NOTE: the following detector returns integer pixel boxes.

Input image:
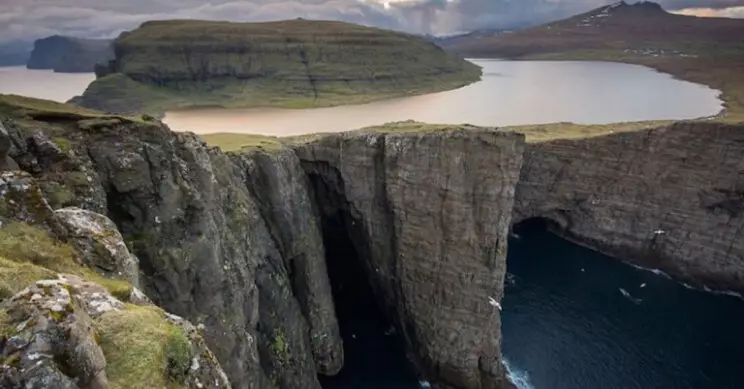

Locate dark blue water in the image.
[502,220,744,389]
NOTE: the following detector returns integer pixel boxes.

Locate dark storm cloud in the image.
[1,0,743,42]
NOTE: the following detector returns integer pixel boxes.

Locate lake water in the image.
[0,66,95,103]
[0,60,722,136]
[162,59,722,135]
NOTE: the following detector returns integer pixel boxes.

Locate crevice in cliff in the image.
[304,163,419,388]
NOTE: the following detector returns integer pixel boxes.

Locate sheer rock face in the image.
[514,121,744,292]
[236,149,343,376]
[4,118,336,389]
[26,35,113,73]
[4,114,522,389]
[294,129,524,389]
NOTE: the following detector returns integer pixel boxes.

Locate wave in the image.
[504,357,535,389]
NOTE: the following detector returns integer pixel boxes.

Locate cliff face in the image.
[72,19,481,116]
[26,35,113,73]
[294,129,524,389]
[1,98,520,389]
[514,121,744,292]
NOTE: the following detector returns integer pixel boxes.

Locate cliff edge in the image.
[71,19,481,116]
[0,96,518,389]
[26,35,113,73]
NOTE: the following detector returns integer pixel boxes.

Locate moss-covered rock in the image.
[55,207,140,286]
[0,275,230,389]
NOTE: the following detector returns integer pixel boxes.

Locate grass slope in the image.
[73,19,481,116]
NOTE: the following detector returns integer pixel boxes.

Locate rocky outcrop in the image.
[294,129,524,389]
[513,121,744,292]
[0,170,230,388]
[26,35,112,73]
[54,207,140,286]
[72,19,480,116]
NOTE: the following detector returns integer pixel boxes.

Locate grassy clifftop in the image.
[72,19,481,116]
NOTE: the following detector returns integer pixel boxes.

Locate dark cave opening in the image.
[308,172,420,389]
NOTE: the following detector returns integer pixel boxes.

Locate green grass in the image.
[0,93,145,124]
[96,305,192,389]
[0,222,132,301]
[505,120,673,142]
[0,221,191,388]
[200,133,284,152]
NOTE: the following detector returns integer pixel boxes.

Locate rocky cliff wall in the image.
[514,121,744,292]
[1,107,522,389]
[294,129,523,389]
[27,35,113,73]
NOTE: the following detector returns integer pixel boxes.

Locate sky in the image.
[0,0,743,43]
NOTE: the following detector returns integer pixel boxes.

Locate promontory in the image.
[71,19,481,116]
[27,35,113,73]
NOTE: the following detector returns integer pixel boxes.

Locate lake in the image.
[0,66,95,103]
[0,60,723,136]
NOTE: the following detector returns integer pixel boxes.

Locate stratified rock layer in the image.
[72,19,480,115]
[294,129,524,389]
[514,121,744,292]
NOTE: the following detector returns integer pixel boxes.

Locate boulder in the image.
[54,207,140,286]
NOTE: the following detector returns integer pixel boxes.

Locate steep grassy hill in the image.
[26,35,113,73]
[441,1,744,121]
[72,19,481,116]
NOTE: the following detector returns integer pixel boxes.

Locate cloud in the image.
[0,0,742,43]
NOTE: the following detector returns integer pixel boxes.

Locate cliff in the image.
[0,96,519,389]
[71,19,481,116]
[514,121,744,292]
[26,35,113,73]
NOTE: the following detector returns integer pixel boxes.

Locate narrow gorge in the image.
[1,98,743,388]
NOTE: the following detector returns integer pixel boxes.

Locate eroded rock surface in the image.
[295,128,524,389]
[55,207,140,286]
[514,121,744,292]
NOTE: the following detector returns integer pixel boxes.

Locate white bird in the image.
[640,283,647,288]
[653,229,666,235]
[488,296,502,310]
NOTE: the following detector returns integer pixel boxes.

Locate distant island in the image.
[441,0,744,122]
[27,35,113,73]
[71,19,481,116]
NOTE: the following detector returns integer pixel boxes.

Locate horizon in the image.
[0,0,743,45]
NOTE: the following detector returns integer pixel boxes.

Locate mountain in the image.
[71,19,481,116]
[445,1,744,58]
[441,1,744,122]
[433,29,515,49]
[27,35,113,73]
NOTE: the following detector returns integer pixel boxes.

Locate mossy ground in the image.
[96,305,192,389]
[0,221,193,387]
[0,222,132,300]
[200,133,284,152]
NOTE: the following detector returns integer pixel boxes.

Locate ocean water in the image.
[502,219,744,389]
